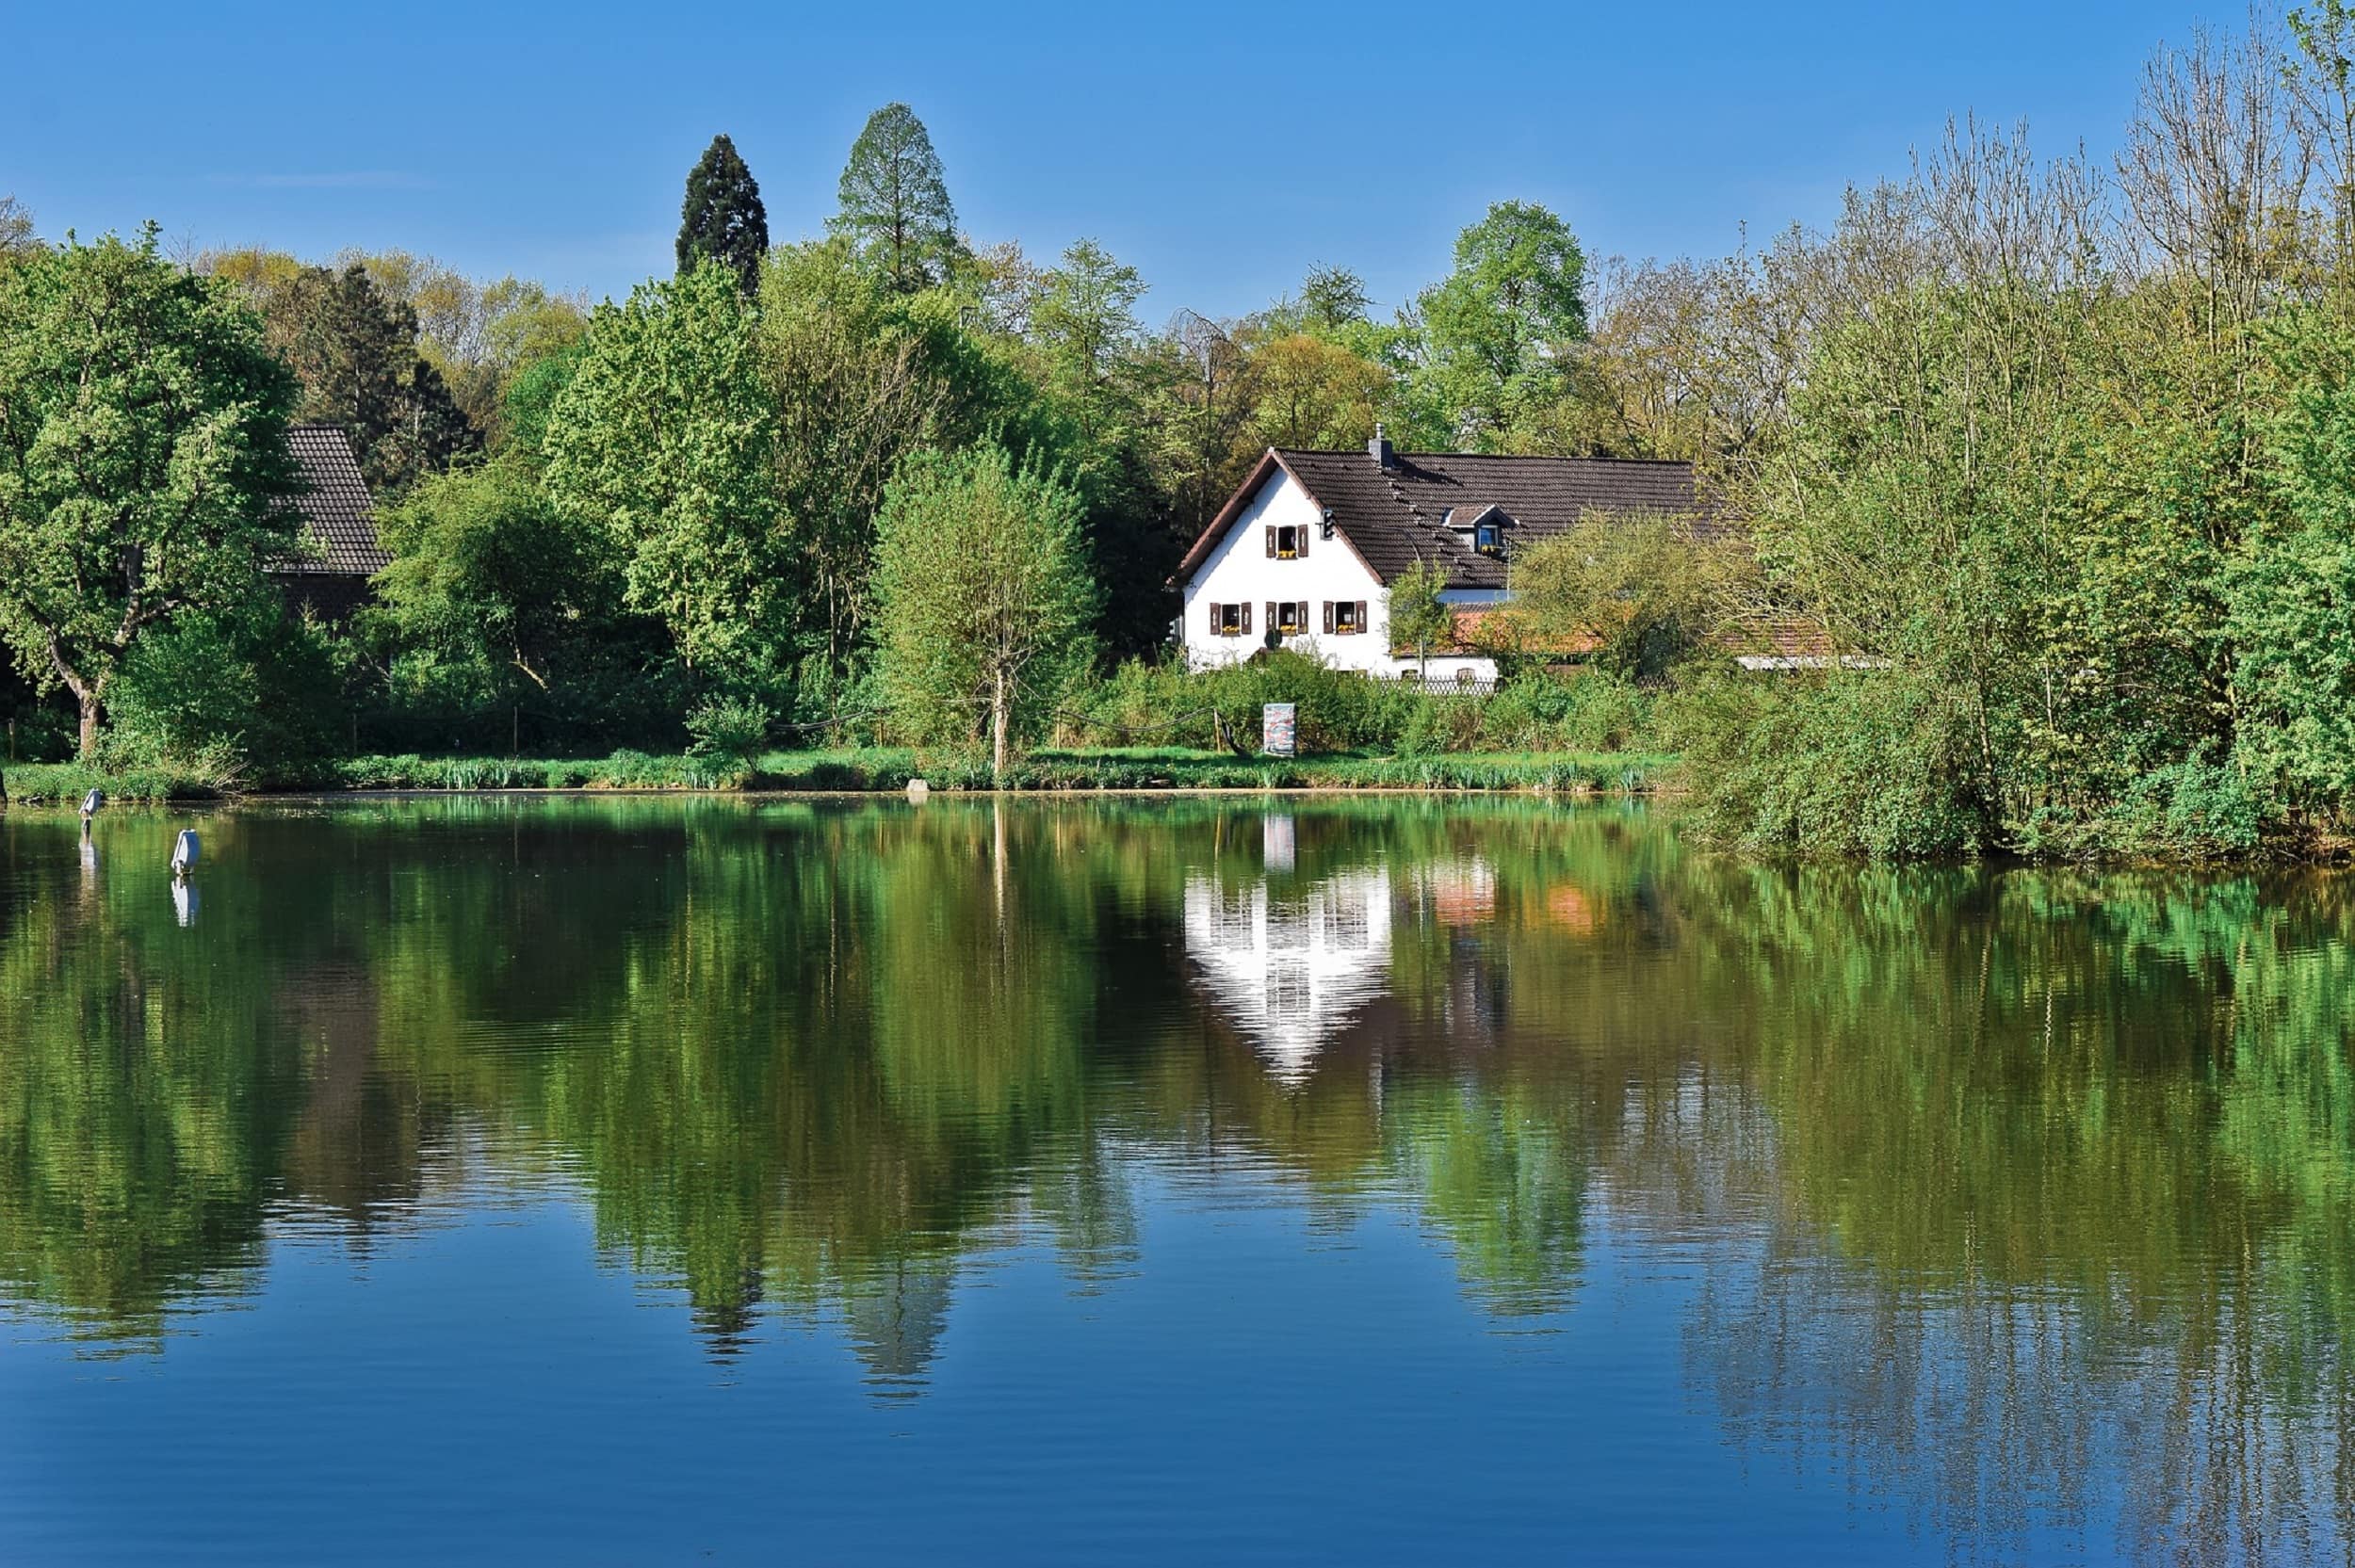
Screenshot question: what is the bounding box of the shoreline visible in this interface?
[0,748,1665,806]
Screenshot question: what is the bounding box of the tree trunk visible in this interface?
[77,694,102,760]
[991,667,1009,783]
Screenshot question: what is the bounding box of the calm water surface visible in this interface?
[2,796,2350,1564]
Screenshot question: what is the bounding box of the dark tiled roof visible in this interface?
[275,425,388,576]
[1178,447,1705,590]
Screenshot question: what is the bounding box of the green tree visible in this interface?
[758,240,1064,672]
[1299,264,1372,331]
[1248,331,1389,449]
[1387,560,1454,680]
[1415,201,1590,447]
[373,458,628,743]
[0,195,35,263]
[544,263,785,687]
[228,259,479,493]
[676,134,770,295]
[1507,512,1720,678]
[871,445,1096,776]
[1032,238,1145,450]
[832,103,961,294]
[0,229,304,755]
[339,250,591,436]
[2227,308,2355,814]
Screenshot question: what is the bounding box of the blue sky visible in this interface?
[8,0,2222,321]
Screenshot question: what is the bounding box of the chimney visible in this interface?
[1369,422,1394,470]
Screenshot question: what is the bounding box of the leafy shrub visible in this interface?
[1665,671,1990,858]
[2106,758,2265,858]
[685,696,771,774]
[103,607,348,780]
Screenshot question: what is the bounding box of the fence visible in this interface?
[1370,672,1502,698]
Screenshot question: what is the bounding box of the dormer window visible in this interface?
[1451,503,1513,557]
[1265,525,1307,560]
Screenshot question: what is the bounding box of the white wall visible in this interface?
[1179,469,1500,681]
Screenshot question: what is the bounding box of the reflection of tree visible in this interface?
[0,816,309,1343]
[14,793,2355,1559]
[1679,865,2355,1564]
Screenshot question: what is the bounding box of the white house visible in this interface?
[1173,428,1701,683]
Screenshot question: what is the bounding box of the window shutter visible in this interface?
[1241,602,1252,634]
[1323,601,1334,634]
[1298,527,1309,558]
[1265,527,1275,558]
[1265,602,1275,638]
[1356,601,1368,635]
[1210,603,1223,635]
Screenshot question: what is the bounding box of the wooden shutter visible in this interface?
[1265,527,1276,558]
[1322,602,1334,634]
[1241,602,1252,634]
[1297,527,1309,558]
[1265,602,1275,638]
[1356,601,1369,635]
[1210,603,1224,636]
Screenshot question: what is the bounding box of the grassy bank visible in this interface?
[0,746,1671,803]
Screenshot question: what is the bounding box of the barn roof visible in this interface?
[1176,445,1706,591]
[276,425,389,576]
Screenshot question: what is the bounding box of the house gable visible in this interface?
[1178,464,1388,671]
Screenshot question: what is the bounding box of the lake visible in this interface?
[1,796,2348,1564]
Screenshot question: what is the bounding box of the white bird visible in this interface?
[170,829,200,881]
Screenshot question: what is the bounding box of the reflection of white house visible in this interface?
[1172,428,1700,683]
[1183,862,1393,1082]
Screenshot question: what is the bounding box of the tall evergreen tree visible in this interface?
[676,134,770,294]
[830,104,960,293]
[261,264,479,494]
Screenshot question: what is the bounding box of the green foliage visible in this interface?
[684,695,771,775]
[101,604,347,780]
[231,259,479,493]
[676,133,770,294]
[1507,512,1720,679]
[2226,309,2355,816]
[1062,653,1657,758]
[544,263,788,684]
[498,335,589,465]
[0,228,304,756]
[370,456,659,754]
[1666,671,1991,859]
[831,103,961,294]
[1414,201,1589,446]
[1387,561,1454,675]
[871,445,1097,769]
[756,240,1066,666]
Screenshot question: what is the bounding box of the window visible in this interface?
[1266,525,1307,560]
[1475,524,1502,556]
[1211,602,1250,638]
[1275,601,1307,636]
[1323,600,1368,636]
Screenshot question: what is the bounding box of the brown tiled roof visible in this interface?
[1177,446,1705,590]
[274,425,388,576]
